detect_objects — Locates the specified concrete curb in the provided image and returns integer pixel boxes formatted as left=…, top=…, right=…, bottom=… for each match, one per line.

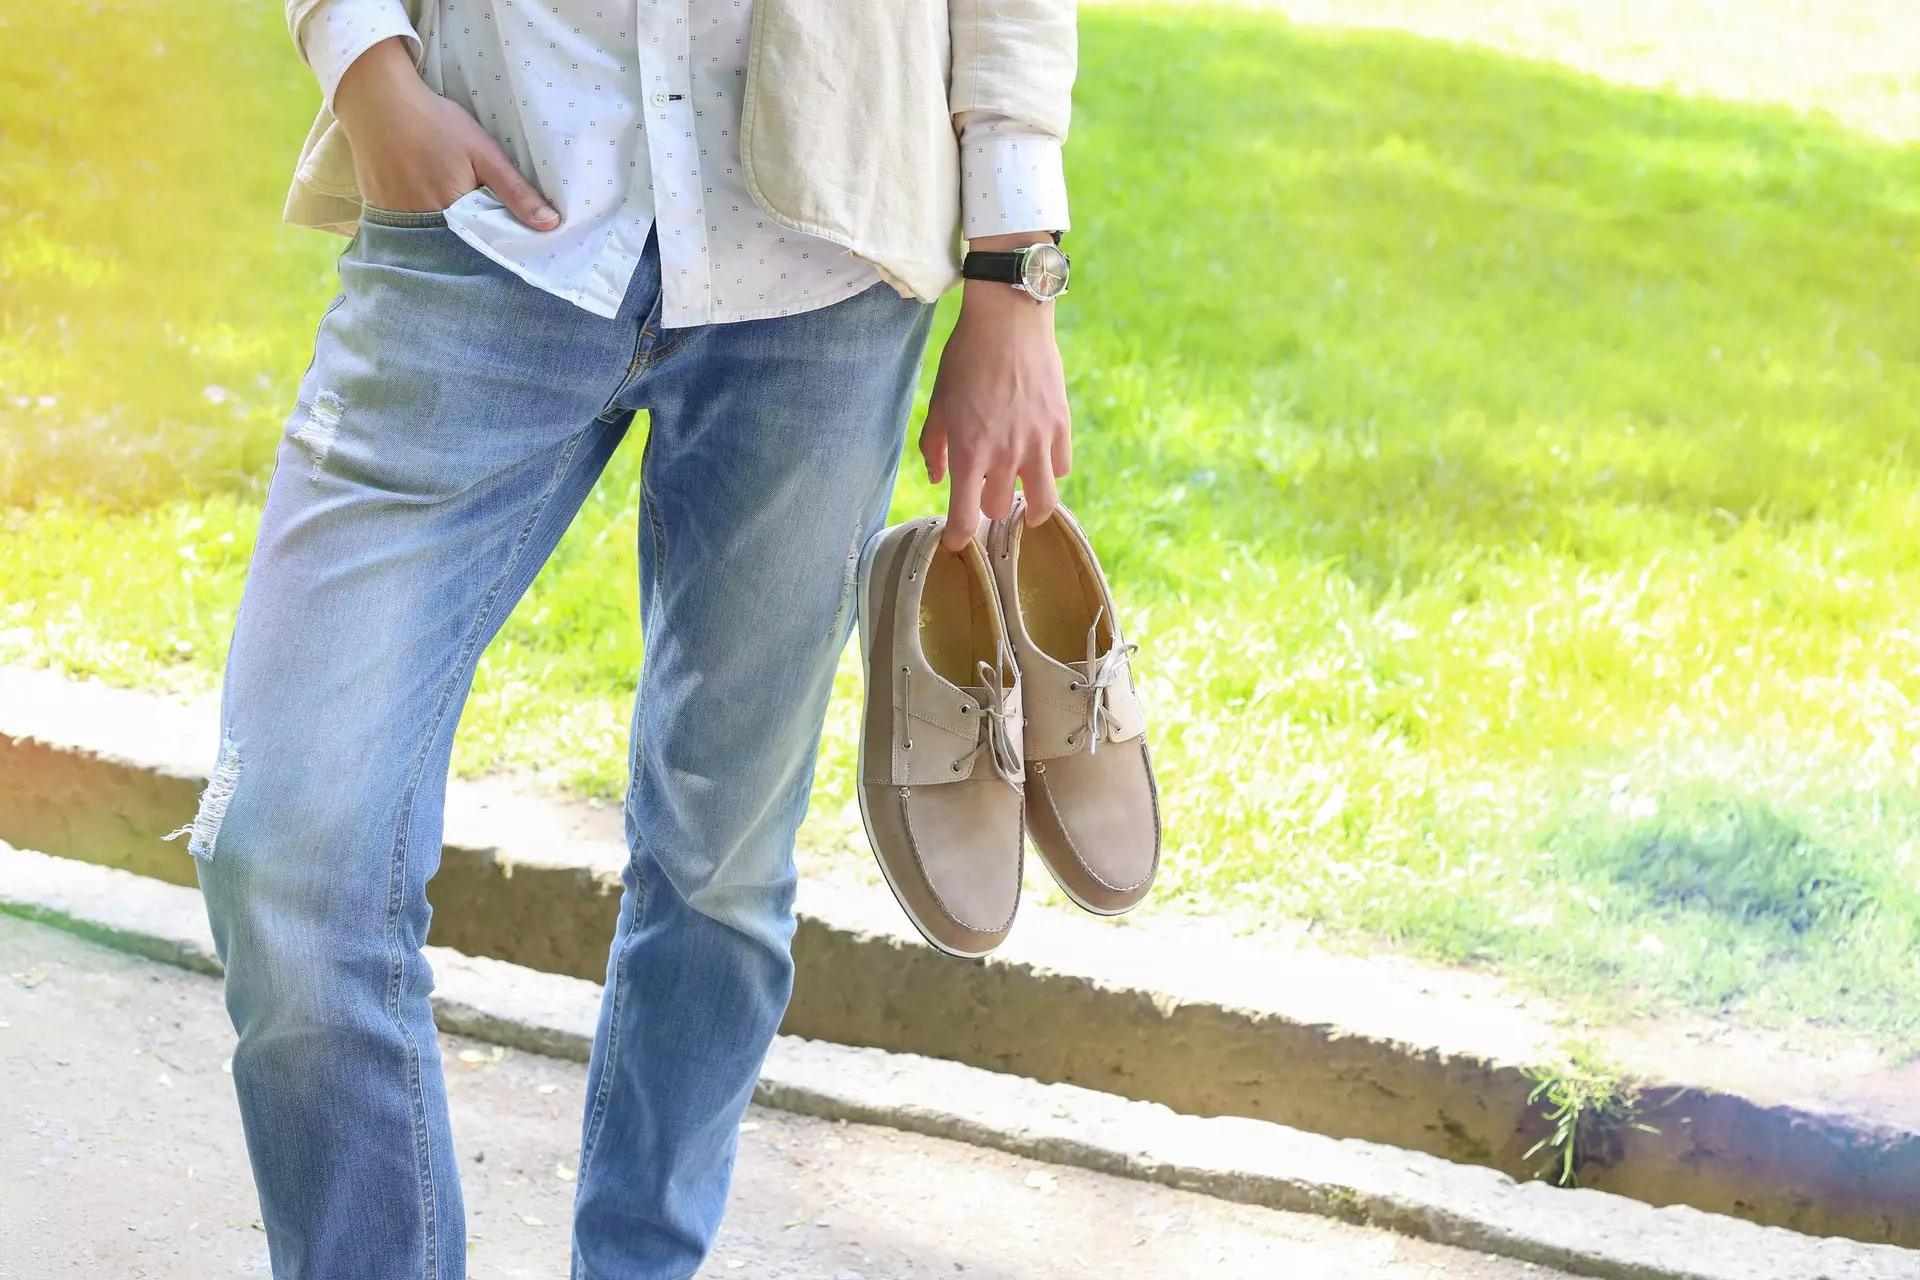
left=4, top=844, right=1917, bottom=1280
left=4, top=665, right=1919, bottom=1246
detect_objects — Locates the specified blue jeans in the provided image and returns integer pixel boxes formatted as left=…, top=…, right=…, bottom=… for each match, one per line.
left=194, top=213, right=933, bottom=1279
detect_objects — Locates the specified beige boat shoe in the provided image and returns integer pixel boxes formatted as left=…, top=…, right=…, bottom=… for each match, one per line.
left=987, top=497, right=1159, bottom=916
left=856, top=516, right=1027, bottom=958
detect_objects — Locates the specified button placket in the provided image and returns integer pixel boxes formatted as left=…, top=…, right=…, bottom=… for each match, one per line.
left=636, top=0, right=713, bottom=326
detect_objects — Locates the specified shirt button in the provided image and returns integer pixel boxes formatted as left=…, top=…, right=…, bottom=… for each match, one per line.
left=651, top=91, right=669, bottom=106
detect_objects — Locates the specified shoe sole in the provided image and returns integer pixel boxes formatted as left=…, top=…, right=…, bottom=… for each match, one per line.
left=855, top=523, right=1001, bottom=960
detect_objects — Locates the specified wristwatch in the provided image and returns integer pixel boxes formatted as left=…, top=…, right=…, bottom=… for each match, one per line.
left=962, top=233, right=1070, bottom=302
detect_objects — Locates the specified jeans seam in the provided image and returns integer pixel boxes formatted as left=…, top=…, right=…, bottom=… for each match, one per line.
left=577, top=427, right=668, bottom=1195
left=576, top=862, right=648, bottom=1182
left=597, top=289, right=666, bottom=420
left=385, top=426, right=591, bottom=1279
left=644, top=328, right=698, bottom=368
left=642, top=465, right=670, bottom=594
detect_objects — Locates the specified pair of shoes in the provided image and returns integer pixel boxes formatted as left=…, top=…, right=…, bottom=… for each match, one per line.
left=855, top=496, right=1160, bottom=957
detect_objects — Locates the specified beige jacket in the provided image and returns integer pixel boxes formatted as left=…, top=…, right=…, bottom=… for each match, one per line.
left=282, top=0, right=1076, bottom=302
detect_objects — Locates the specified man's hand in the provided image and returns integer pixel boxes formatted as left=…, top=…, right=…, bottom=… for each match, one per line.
left=334, top=36, right=559, bottom=230
left=923, top=234, right=1072, bottom=552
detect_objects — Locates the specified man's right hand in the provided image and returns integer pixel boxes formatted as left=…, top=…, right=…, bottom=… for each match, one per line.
left=333, top=36, right=559, bottom=230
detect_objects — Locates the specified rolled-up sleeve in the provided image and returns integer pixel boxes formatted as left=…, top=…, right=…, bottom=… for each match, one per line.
left=297, top=0, right=419, bottom=113
left=948, top=0, right=1077, bottom=140
left=957, top=111, right=1070, bottom=238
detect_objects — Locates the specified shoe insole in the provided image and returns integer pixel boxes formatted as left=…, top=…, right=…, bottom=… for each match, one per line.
left=1018, top=519, right=1111, bottom=666
left=920, top=547, right=999, bottom=688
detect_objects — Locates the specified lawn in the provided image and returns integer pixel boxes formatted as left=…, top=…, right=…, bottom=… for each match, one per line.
left=7, top=0, right=1920, bottom=1047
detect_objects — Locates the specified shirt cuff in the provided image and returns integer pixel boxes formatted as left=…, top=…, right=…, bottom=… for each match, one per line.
left=299, top=0, right=420, bottom=114
left=958, top=113, right=1071, bottom=240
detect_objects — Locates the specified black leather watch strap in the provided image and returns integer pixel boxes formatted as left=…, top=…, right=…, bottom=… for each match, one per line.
left=961, top=251, right=1026, bottom=285
left=962, top=231, right=1065, bottom=286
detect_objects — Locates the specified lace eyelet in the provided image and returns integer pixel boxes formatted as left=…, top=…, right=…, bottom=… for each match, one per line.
left=1067, top=680, right=1081, bottom=691
left=950, top=762, right=962, bottom=773
left=1065, top=734, right=1076, bottom=745
left=904, top=740, right=913, bottom=750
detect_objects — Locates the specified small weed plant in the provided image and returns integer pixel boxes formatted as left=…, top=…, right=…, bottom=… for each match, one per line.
left=1524, top=1050, right=1672, bottom=1187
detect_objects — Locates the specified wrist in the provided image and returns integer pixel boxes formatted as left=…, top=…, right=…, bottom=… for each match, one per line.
left=961, top=233, right=1070, bottom=307
left=959, top=279, right=1057, bottom=327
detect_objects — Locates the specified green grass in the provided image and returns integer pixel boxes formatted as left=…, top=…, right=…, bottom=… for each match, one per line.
left=8, top=0, right=1920, bottom=1047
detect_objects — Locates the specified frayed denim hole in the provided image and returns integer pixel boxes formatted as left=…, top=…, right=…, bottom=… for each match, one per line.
left=291, top=389, right=344, bottom=478
left=164, top=736, right=241, bottom=861
left=829, top=520, right=864, bottom=642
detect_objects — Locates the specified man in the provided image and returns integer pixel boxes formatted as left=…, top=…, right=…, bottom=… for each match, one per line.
left=186, top=0, right=1077, bottom=1275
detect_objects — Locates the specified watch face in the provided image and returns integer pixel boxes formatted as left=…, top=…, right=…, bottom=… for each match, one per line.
left=1021, top=243, right=1070, bottom=301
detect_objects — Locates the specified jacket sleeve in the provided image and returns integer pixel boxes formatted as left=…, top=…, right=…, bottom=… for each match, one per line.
left=948, top=0, right=1077, bottom=140
left=948, top=0, right=1077, bottom=236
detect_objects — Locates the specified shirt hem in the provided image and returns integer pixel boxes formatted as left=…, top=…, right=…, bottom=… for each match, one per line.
left=447, top=207, right=887, bottom=325
left=667, top=275, right=886, bottom=328
left=443, top=215, right=625, bottom=320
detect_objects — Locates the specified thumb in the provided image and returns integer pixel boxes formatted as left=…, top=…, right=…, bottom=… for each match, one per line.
left=472, top=143, right=560, bottom=231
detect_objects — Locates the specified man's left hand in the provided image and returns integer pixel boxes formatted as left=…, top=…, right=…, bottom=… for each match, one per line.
left=922, top=234, right=1073, bottom=552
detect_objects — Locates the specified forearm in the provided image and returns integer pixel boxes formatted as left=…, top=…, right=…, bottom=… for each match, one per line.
left=331, top=35, right=430, bottom=141
left=294, top=0, right=418, bottom=113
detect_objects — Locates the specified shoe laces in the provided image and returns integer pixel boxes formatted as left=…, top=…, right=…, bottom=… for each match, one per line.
left=954, top=657, right=1024, bottom=789
left=1070, top=607, right=1138, bottom=756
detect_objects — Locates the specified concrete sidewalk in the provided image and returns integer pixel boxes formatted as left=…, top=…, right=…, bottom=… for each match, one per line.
left=10, top=664, right=1916, bottom=1247
left=0, top=913, right=1568, bottom=1280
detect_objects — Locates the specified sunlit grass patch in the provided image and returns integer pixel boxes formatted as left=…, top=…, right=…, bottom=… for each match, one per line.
left=8, top=1, right=1920, bottom=1046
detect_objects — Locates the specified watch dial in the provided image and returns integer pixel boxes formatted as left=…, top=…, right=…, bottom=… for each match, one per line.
left=1022, top=243, right=1070, bottom=301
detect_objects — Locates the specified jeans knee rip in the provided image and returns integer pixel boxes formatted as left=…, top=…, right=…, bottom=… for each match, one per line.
left=166, top=735, right=241, bottom=861
left=292, top=390, right=343, bottom=476
left=830, top=520, right=864, bottom=641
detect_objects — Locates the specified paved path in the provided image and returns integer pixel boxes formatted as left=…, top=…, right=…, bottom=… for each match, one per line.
left=0, top=913, right=1570, bottom=1279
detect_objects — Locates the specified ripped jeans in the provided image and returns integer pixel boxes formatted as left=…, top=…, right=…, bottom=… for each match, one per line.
left=193, top=215, right=932, bottom=1280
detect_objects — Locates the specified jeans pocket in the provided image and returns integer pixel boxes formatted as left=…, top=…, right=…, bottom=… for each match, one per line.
left=358, top=203, right=451, bottom=230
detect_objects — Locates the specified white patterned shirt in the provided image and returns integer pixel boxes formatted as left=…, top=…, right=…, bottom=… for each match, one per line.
left=300, top=0, right=1071, bottom=324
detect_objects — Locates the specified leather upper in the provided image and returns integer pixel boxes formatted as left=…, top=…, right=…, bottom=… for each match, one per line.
left=859, top=517, right=1026, bottom=954
left=987, top=498, right=1160, bottom=916
left=986, top=503, right=1146, bottom=761
left=864, top=519, right=1024, bottom=788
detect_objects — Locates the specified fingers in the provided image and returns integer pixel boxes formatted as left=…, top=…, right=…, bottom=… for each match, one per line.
left=919, top=407, right=949, bottom=485
left=943, top=460, right=986, bottom=552
left=1026, top=411, right=1069, bottom=524
left=938, top=419, right=1070, bottom=550
left=472, top=144, right=560, bottom=230
left=981, top=458, right=1018, bottom=527
left=1020, top=454, right=1060, bottom=526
